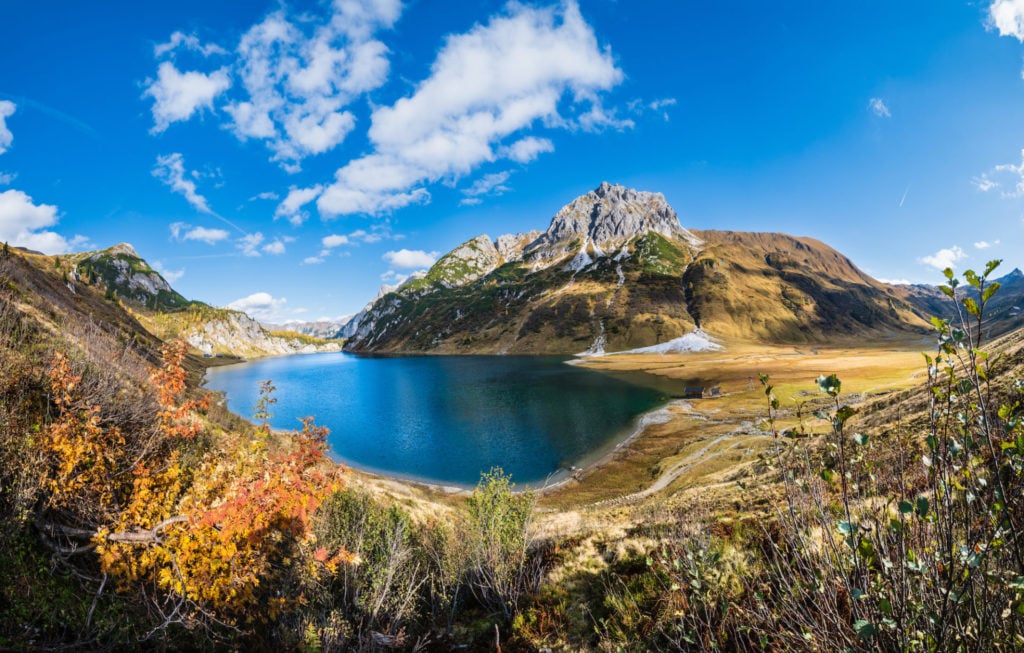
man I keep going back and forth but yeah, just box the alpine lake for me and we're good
[204,352,668,488]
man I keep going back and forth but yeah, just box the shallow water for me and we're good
[204,352,665,487]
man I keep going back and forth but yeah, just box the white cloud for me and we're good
[380,269,410,285]
[153,153,214,214]
[143,62,231,133]
[155,31,228,58]
[0,172,14,185]
[250,191,279,201]
[989,0,1024,41]
[877,277,912,286]
[382,248,437,269]
[262,238,287,254]
[274,185,323,225]
[348,228,383,243]
[237,232,265,257]
[974,240,1001,249]
[626,97,676,122]
[0,188,81,254]
[322,234,350,248]
[181,225,230,244]
[317,0,624,217]
[918,245,967,270]
[974,148,1024,197]
[973,176,998,192]
[303,255,325,265]
[498,136,554,163]
[0,101,15,155]
[459,197,483,207]
[868,97,891,118]
[220,2,400,169]
[463,171,512,197]
[152,261,185,284]
[227,291,287,319]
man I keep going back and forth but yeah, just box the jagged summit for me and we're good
[106,242,139,257]
[524,182,701,268]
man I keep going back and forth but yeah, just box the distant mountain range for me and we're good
[52,243,340,359]
[344,182,1007,355]
[5,183,1021,361]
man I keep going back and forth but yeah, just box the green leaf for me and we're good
[816,374,841,397]
[853,433,868,446]
[982,282,1001,303]
[916,496,930,518]
[984,259,1002,277]
[943,267,955,281]
[854,620,877,640]
[898,500,914,514]
[964,269,981,289]
[837,520,855,535]
[963,297,980,317]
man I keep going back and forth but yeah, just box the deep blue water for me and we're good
[204,353,665,487]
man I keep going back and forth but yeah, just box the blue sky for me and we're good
[3,1,1024,321]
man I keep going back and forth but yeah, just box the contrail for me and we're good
[898,185,910,208]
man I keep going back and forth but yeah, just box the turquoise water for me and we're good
[204,353,665,487]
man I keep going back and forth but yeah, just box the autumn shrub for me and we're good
[465,468,542,622]
[310,488,426,651]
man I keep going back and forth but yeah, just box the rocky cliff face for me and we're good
[71,243,191,310]
[185,311,342,358]
[345,182,936,355]
[524,182,701,270]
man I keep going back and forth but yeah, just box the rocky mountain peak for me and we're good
[524,182,701,268]
[107,243,139,257]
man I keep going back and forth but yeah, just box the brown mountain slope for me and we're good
[347,227,932,355]
[685,230,931,341]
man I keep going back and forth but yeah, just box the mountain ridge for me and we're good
[345,183,939,354]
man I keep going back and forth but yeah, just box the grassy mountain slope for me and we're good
[348,228,932,354]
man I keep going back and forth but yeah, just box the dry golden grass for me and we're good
[538,337,930,512]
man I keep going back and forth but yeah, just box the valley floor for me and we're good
[349,336,932,522]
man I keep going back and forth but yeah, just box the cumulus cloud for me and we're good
[498,136,554,163]
[460,170,512,205]
[173,223,230,244]
[974,240,1001,249]
[152,261,185,284]
[227,291,287,319]
[317,0,624,217]
[219,0,400,169]
[0,101,15,155]
[973,148,1024,197]
[143,62,231,133]
[0,188,83,254]
[262,238,288,254]
[237,232,265,257]
[918,245,967,270]
[274,185,323,225]
[382,248,437,269]
[155,31,228,58]
[877,277,912,286]
[989,0,1024,41]
[868,97,891,118]
[153,153,214,214]
[322,234,350,248]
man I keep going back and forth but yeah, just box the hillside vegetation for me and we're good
[346,185,941,355]
[4,236,1024,651]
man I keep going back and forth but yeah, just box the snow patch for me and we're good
[578,321,607,356]
[564,236,594,272]
[577,329,722,358]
